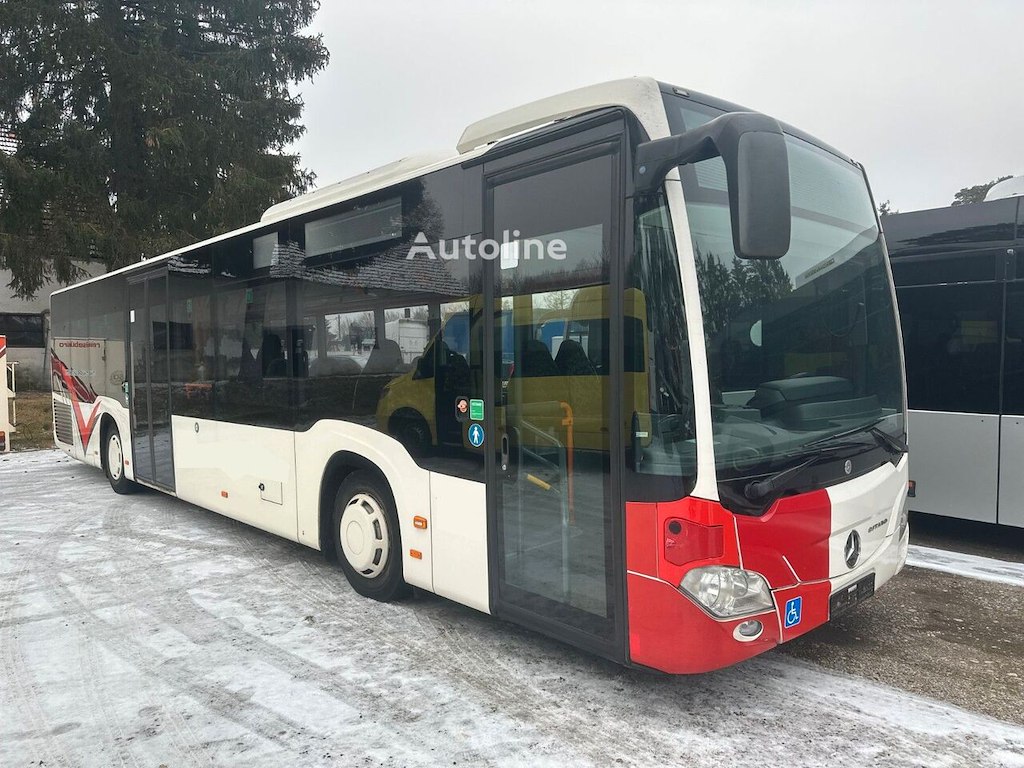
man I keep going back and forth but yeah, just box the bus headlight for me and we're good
[680,566,774,619]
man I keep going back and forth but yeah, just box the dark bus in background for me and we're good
[884,182,1023,527]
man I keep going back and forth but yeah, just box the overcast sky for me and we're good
[292,0,1021,213]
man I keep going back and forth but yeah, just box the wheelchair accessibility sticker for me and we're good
[784,596,802,629]
[468,423,485,448]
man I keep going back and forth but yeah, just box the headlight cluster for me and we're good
[680,566,774,619]
[897,495,909,540]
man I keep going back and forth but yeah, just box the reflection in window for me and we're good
[626,195,697,499]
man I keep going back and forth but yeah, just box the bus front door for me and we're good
[127,272,176,490]
[485,119,626,660]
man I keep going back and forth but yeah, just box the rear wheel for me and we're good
[104,425,138,495]
[332,470,409,601]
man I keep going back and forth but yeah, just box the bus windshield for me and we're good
[666,97,905,478]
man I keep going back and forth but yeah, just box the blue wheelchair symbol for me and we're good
[784,596,802,629]
[468,423,485,447]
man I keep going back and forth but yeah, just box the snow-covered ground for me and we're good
[907,544,1024,589]
[2,450,1023,767]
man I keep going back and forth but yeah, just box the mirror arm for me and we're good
[634,112,785,195]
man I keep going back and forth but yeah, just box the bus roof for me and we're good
[49,77,677,298]
[53,78,677,297]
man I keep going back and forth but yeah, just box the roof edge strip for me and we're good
[456,76,668,154]
[260,149,485,224]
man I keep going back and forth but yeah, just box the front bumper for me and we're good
[626,518,909,674]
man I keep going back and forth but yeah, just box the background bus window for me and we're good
[0,313,45,348]
[1002,284,1024,415]
[897,283,1002,414]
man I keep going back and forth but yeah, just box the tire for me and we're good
[392,412,431,458]
[103,424,139,495]
[332,470,410,601]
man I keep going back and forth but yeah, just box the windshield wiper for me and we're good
[743,441,864,501]
[867,425,908,455]
[804,415,907,455]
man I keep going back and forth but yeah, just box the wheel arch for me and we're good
[98,413,119,475]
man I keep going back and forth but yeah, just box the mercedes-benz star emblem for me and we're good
[844,530,862,569]
[844,459,853,475]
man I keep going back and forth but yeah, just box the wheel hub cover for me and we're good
[339,493,389,578]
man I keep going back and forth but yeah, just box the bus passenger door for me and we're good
[484,117,626,659]
[128,272,176,490]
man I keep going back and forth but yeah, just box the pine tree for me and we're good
[0,1,329,298]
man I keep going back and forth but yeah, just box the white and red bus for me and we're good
[51,78,909,673]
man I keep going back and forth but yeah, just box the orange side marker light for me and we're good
[221,490,229,498]
[413,515,428,530]
[410,549,423,560]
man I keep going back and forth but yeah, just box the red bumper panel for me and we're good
[627,573,779,674]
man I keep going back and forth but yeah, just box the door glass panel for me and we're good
[129,280,153,483]
[148,276,175,488]
[129,275,176,489]
[492,152,616,638]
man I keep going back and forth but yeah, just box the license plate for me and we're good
[830,573,875,619]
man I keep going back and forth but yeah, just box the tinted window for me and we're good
[1003,283,1024,415]
[169,248,215,419]
[884,198,1017,256]
[213,278,291,427]
[898,283,1002,413]
[291,165,485,480]
[890,249,1002,287]
[0,313,45,347]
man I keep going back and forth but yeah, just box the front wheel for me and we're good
[332,470,410,602]
[104,425,138,495]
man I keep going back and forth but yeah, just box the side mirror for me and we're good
[635,112,791,259]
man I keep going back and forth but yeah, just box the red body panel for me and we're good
[734,490,831,587]
[51,351,101,450]
[625,491,834,674]
[627,573,779,674]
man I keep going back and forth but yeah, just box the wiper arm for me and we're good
[744,456,818,501]
[868,426,908,455]
[804,415,907,455]
[743,441,863,501]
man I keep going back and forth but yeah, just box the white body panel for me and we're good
[294,420,434,592]
[429,473,490,613]
[997,415,1024,528]
[826,456,908,580]
[52,393,134,479]
[830,513,908,598]
[906,409,998,523]
[458,76,668,153]
[984,175,1024,201]
[172,416,297,541]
